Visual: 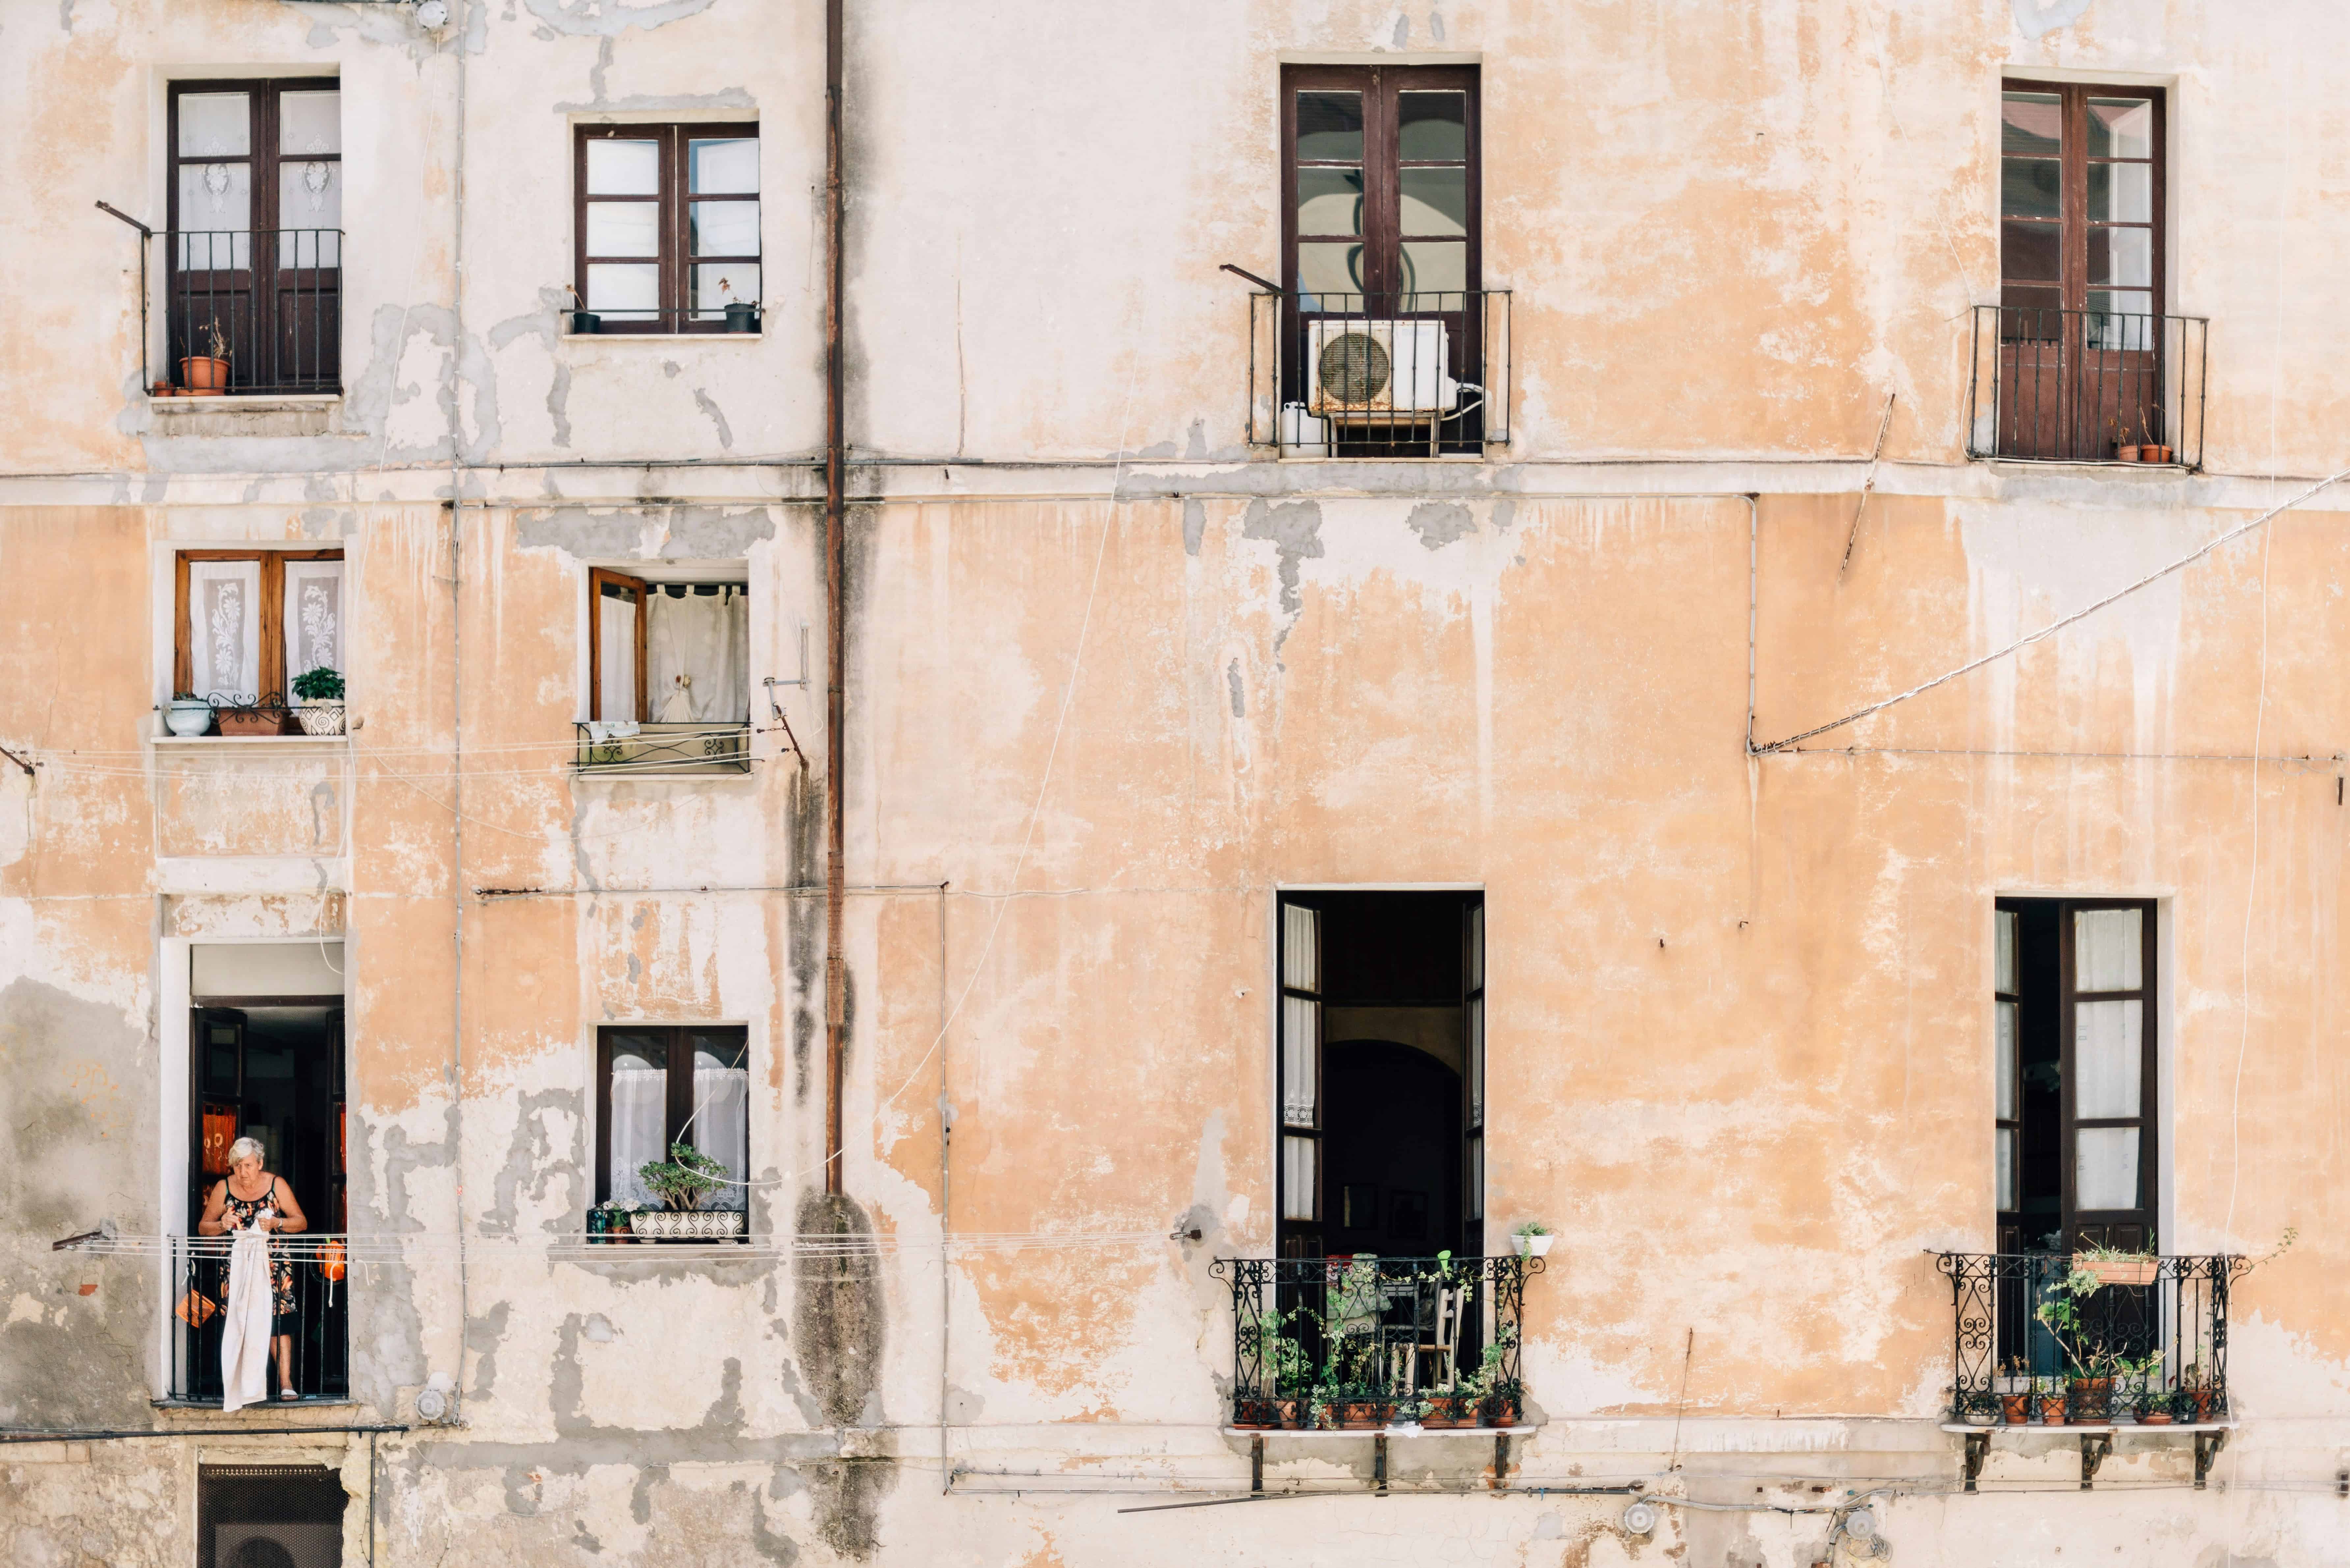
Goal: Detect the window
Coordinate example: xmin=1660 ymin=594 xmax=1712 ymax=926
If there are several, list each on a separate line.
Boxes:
xmin=596 ymin=1026 xmax=750 ymax=1211
xmin=167 ymin=80 xmax=343 ymax=393
xmin=1995 ymin=900 xmax=2157 ymax=1252
xmin=573 ymin=124 xmax=760 ymax=333
xmin=173 ymin=550 xmax=345 ymax=709
xmin=586 ymin=572 xmax=750 ymax=723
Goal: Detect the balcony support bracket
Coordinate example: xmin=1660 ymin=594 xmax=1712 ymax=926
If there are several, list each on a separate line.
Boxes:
xmin=2079 ymin=1431 xmax=2113 ymax=1490
xmin=1249 ymin=1434 xmax=1263 ymax=1497
xmin=1962 ymin=1430 xmax=1991 ymax=1494
xmin=1374 ymin=1433 xmax=1389 ymax=1497
xmin=2195 ymin=1429 xmax=2227 ymax=1490
xmin=1490 ymin=1433 xmax=1509 ymax=1491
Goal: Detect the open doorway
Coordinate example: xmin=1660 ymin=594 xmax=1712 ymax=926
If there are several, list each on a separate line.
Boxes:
xmin=1277 ymin=890 xmax=1482 ymax=1260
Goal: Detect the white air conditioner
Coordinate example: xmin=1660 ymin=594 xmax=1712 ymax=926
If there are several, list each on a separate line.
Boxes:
xmin=215 ymin=1522 xmax=342 ymax=1568
xmin=1305 ymin=319 xmax=1478 ymax=419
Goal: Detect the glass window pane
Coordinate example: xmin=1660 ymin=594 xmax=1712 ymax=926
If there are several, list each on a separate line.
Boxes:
xmin=1398 ymin=91 xmax=1467 ymax=161
xmin=1282 ymin=904 xmax=1318 ymax=989
xmin=279 ymin=90 xmax=341 ymax=155
xmin=1297 ymin=242 xmax=1366 ymax=298
xmin=2001 ymin=220 xmax=2060 ymax=282
xmin=1466 ymin=993 xmax=1484 ymax=1126
xmin=179 ymin=92 xmax=251 ymax=158
xmin=1401 ymin=240 xmax=1466 ymax=295
xmin=1400 ymin=166 xmax=1467 ymax=236
xmin=689 ymin=1032 xmax=748 ymax=1211
xmin=689 ymin=137 xmax=758 ymax=194
xmin=586 ymin=262 xmax=660 ymax=318
xmin=2076 ymin=1127 xmax=2140 ymax=1211
xmin=2088 ymin=98 xmax=2154 ymax=160
xmin=1296 ymin=167 xmax=1364 ymax=237
xmin=1997 ymin=1127 xmax=2018 ymax=1211
xmin=2001 ymin=158 xmax=2060 ymax=220
xmin=2075 ymin=999 xmax=2143 ymax=1119
xmin=690 ymin=200 xmax=760 ymax=256
xmin=2074 ymin=908 xmax=2143 ymax=990
xmin=692 ymin=263 xmax=760 ymax=318
xmin=279 ymin=162 xmax=343 ymax=267
xmin=1281 ymin=1135 xmax=1317 ymax=1220
xmin=607 ymin=1033 xmax=669 ymax=1208
xmin=177 ymin=162 xmax=252 ymax=266
xmin=1465 ymin=1133 xmax=1483 ymax=1220
xmin=2088 ymin=163 xmax=2152 ymax=223
xmin=2087 ymin=296 xmax=2154 ymax=348
xmin=1996 ymin=910 xmax=2019 ymax=994
xmin=2001 ymin=91 xmax=2060 ymax=156
xmin=1997 ymin=1000 xmax=2019 ymax=1120
xmin=1282 ymin=994 xmax=1318 ymax=1125
xmin=587 ymin=139 xmax=660 ymax=195
xmin=1296 ymin=91 xmax=1363 ymax=161
xmin=2088 ymin=228 xmax=2152 ymax=287
xmin=586 ymin=202 xmax=659 ymax=257
xmin=1469 ymin=905 xmax=1484 ymax=985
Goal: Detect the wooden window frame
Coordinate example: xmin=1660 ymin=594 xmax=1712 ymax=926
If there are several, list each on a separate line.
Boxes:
xmin=593 ymin=1024 xmax=750 ymax=1206
xmin=1276 ymin=899 xmax=1325 ymax=1256
xmin=573 ymin=123 xmax=761 ymax=335
xmin=173 ymin=548 xmax=344 ymax=702
xmin=1280 ymin=64 xmax=1481 ymax=302
xmin=1999 ymin=80 xmax=2166 ymax=319
xmin=586 ymin=567 xmax=649 ymax=721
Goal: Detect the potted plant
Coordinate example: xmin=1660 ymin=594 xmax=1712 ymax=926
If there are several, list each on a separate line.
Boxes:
xmin=631 ymin=1143 xmax=744 ymax=1239
xmin=2143 ymin=443 xmax=2174 ymax=464
xmin=716 ymin=277 xmax=758 ymax=333
xmin=2034 ymin=1372 xmax=2066 ymax=1426
xmin=291 ymin=665 xmax=346 ymax=735
xmin=565 ymin=284 xmax=599 ymax=336
xmin=1510 ymin=1221 xmax=1555 ymax=1259
xmin=164 ymin=694 xmax=215 ymax=737
xmin=2114 ymin=1350 xmax=2163 ymax=1424
xmin=1998 ymin=1358 xmax=2031 ymax=1425
xmin=2073 ymin=1243 xmax=2159 ymax=1287
xmin=181 ymin=318 xmax=231 ymax=394
xmin=2180 ymin=1363 xmax=2220 ymax=1424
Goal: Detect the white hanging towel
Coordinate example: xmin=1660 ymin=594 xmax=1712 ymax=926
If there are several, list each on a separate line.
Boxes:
xmin=219 ymin=1224 xmax=274 ymax=1413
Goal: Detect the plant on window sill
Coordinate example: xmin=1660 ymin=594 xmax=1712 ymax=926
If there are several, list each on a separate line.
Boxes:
xmin=291 ymin=665 xmax=346 ymax=736
xmin=631 ymin=1144 xmax=744 ymax=1241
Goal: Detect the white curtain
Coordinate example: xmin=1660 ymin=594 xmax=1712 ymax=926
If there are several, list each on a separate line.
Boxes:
xmin=598 ymin=593 xmax=639 ymax=721
xmin=283 ymin=560 xmax=344 ymax=698
xmin=692 ymin=1058 xmax=750 ymax=1212
xmin=607 ymin=1062 xmax=666 ymax=1209
xmin=187 ymin=560 xmax=261 ymax=699
xmin=646 ymin=585 xmax=748 ymax=722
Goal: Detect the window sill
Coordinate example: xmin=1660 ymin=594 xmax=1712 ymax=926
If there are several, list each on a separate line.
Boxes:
xmin=152 ymin=1396 xmax=358 ymax=1411
xmin=150 ymin=393 xmax=342 ymax=411
xmin=562 ymin=333 xmax=765 ymax=345
xmin=1226 ymin=1420 xmax=1543 ymax=1439
xmin=150 ymin=733 xmax=353 ymax=751
xmin=1968 ymin=454 xmax=2194 ymax=473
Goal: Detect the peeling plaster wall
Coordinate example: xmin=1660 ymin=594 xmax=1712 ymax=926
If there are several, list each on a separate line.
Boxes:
xmin=8 ymin=3 xmax=2350 ymax=1568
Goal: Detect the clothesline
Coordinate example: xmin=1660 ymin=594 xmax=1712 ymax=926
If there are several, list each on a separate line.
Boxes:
xmin=43 ymin=1228 xmax=1183 ymax=1263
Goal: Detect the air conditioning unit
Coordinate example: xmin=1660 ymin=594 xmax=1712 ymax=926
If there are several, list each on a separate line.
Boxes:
xmin=1305 ymin=319 xmax=1479 ymax=420
xmin=215 ymin=1523 xmax=341 ymax=1568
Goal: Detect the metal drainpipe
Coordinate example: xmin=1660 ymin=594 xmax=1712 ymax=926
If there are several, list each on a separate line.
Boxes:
xmin=822 ymin=0 xmax=848 ymax=1196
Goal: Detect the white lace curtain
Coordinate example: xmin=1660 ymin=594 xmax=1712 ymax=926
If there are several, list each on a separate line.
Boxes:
xmin=692 ymin=1061 xmax=749 ymax=1212
xmin=646 ymin=585 xmax=748 ymax=722
xmin=606 ymin=1061 xmax=667 ymax=1210
xmin=187 ymin=560 xmax=260 ymax=698
xmin=284 ymin=560 xmax=344 ymax=695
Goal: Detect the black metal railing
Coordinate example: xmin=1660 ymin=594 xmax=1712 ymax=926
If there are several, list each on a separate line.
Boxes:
xmin=574 ymin=720 xmax=752 ymax=773
xmin=1247 ymin=290 xmax=1511 ymax=457
xmin=1214 ymin=1254 xmax=1538 ymax=1430
xmin=565 ymin=305 xmax=763 ymax=336
xmin=161 ymin=229 xmax=344 ymax=396
xmin=1966 ymin=305 xmax=2207 ymax=468
xmin=1935 ymin=1252 xmax=2243 ymax=1426
xmin=167 ymin=1234 xmax=350 ymax=1405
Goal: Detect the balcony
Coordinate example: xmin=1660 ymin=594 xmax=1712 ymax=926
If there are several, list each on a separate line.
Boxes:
xmin=1966 ymin=305 xmax=2207 ymax=468
xmin=167 ymin=1234 xmax=350 ymax=1406
xmin=1935 ymin=1251 xmax=2243 ymax=1489
xmin=156 ymin=229 xmax=344 ymax=397
xmin=1214 ymin=1254 xmax=1538 ymax=1431
xmin=1246 ymin=290 xmax=1512 ymax=458
xmin=574 ymin=720 xmax=752 ymax=775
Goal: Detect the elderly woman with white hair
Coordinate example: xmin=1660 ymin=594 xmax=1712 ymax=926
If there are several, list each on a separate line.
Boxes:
xmin=198 ymin=1135 xmax=310 ymax=1400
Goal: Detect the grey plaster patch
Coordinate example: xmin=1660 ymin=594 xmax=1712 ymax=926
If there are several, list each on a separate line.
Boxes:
xmin=59 ymin=0 xmax=74 ymax=30
xmin=514 ymin=508 xmax=649 ymax=557
xmin=1405 ymin=500 xmax=1476 ymax=550
xmin=691 ymin=389 xmax=735 ymax=449
xmin=571 ymin=1521 xmax=604 ymax=1554
xmin=1182 ymin=498 xmax=1207 ymax=556
xmin=1392 ymin=14 xmax=1410 ymax=46
xmin=794 ymin=1192 xmax=884 ymax=1427
xmin=546 ymin=360 xmax=574 ymax=447
xmin=750 ymin=1490 xmax=801 ymax=1565
xmin=526 ymin=0 xmax=721 ymax=40
xmin=1240 ymin=498 xmax=1324 ymax=619
xmin=482 ymin=1086 xmax=584 ymax=1235
xmin=2012 ymin=0 xmax=2092 ymax=37
xmin=308 ymin=20 xmax=339 ymax=47
xmin=583 ymin=1313 xmax=616 ymax=1343
xmin=1184 ymin=419 xmax=1207 ymax=460
xmin=1226 ymin=659 xmax=1245 ymax=719
xmin=662 ymin=360 xmax=681 ymax=379
xmin=1490 ymin=497 xmax=1515 ymax=532
xmin=701 ymin=1358 xmax=747 ymax=1432
xmin=664 ymin=506 xmax=775 ymax=558
xmin=503 ymin=1464 xmax=543 ymax=1516
xmin=1429 ymin=9 xmax=1445 ymax=42
xmin=300 ymin=508 xmax=359 ymax=539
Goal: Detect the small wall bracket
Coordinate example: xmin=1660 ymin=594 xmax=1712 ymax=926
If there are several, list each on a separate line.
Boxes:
xmin=1490 ymin=1432 xmax=1511 ymax=1491
xmin=2080 ymin=1431 xmax=2114 ymax=1490
xmin=1962 ymin=1430 xmax=1991 ymax=1493
xmin=2195 ymin=1429 xmax=2227 ymax=1490
xmin=1373 ymin=1432 xmax=1389 ymax=1497
xmin=763 ymin=622 xmax=812 ymax=691
xmin=1249 ymin=1433 xmax=1264 ymax=1496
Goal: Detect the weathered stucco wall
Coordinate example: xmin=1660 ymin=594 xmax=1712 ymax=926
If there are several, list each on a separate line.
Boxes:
xmin=6 ymin=1 xmax=2350 ymax=1566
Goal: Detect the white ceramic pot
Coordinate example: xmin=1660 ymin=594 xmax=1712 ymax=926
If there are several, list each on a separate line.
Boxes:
xmin=1512 ymin=1232 xmax=1555 ymax=1259
xmin=297 ymin=704 xmax=346 ymax=737
xmin=165 ymin=700 xmax=214 ymax=737
xmin=630 ymin=1209 xmax=746 ymax=1242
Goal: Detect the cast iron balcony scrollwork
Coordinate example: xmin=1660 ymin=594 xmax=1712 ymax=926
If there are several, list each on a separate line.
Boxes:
xmin=1213 ymin=1254 xmax=1538 ymax=1431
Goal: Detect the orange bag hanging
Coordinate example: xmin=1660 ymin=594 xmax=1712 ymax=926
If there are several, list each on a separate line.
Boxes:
xmin=175 ymin=1289 xmax=218 ymax=1328
xmin=317 ymin=1239 xmax=347 ymax=1306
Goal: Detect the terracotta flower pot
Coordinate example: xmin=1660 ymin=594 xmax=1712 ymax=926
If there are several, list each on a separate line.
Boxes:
xmin=2000 ymin=1393 xmax=2031 ymax=1424
xmin=181 ymin=355 xmax=230 ymax=392
xmin=2115 ymin=444 xmax=2141 ymax=462
xmin=2037 ymin=1395 xmax=2067 ymax=1425
xmin=217 ymin=707 xmax=286 ymax=737
xmin=2145 ymin=444 xmax=2174 ymax=463
xmin=2076 ymin=1254 xmax=2159 ymax=1287
xmin=2141 ymin=1410 xmax=2173 ymax=1425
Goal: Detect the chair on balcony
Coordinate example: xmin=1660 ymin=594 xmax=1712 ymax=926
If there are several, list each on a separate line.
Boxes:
xmin=1385 ymin=1281 xmax=1463 ymax=1394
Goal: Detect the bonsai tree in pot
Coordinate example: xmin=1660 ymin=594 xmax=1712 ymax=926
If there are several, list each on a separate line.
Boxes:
xmin=291 ymin=665 xmax=346 ymax=735
xmin=640 ymin=1141 xmax=727 ymax=1210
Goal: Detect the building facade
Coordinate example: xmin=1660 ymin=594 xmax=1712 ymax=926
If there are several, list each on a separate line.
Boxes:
xmin=4 ymin=1 xmax=2349 ymax=1563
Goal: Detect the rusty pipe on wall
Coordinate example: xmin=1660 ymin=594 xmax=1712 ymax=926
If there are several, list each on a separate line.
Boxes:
xmin=822 ymin=0 xmax=848 ymax=1196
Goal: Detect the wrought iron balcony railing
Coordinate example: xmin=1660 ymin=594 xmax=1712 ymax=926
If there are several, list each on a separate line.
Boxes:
xmin=167 ymin=1234 xmax=351 ymax=1405
xmin=1246 ymin=290 xmax=1512 ymax=458
xmin=1214 ymin=1254 xmax=1538 ymax=1430
xmin=573 ymin=720 xmax=752 ymax=774
xmin=1966 ymin=305 xmax=2207 ymax=468
xmin=564 ymin=304 xmax=763 ymax=335
xmin=1935 ymin=1251 xmax=2244 ymax=1428
xmin=159 ymin=229 xmax=345 ymax=396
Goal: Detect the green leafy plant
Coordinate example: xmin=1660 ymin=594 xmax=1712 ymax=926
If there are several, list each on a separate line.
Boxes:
xmin=638 ymin=1141 xmax=728 ymax=1211
xmin=291 ymin=665 xmax=344 ymax=702
xmin=1511 ymin=1221 xmax=1551 ymax=1237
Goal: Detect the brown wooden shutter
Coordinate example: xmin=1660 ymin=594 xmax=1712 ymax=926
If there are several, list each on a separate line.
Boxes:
xmin=2060 ymin=900 xmax=2157 ymax=1251
xmin=1277 ymin=899 xmax=1324 ymax=1256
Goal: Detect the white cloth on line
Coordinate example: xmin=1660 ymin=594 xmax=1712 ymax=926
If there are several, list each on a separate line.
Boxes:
xmin=646 ymin=585 xmax=749 ymax=723
xmin=219 ymin=1223 xmax=275 ymax=1413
